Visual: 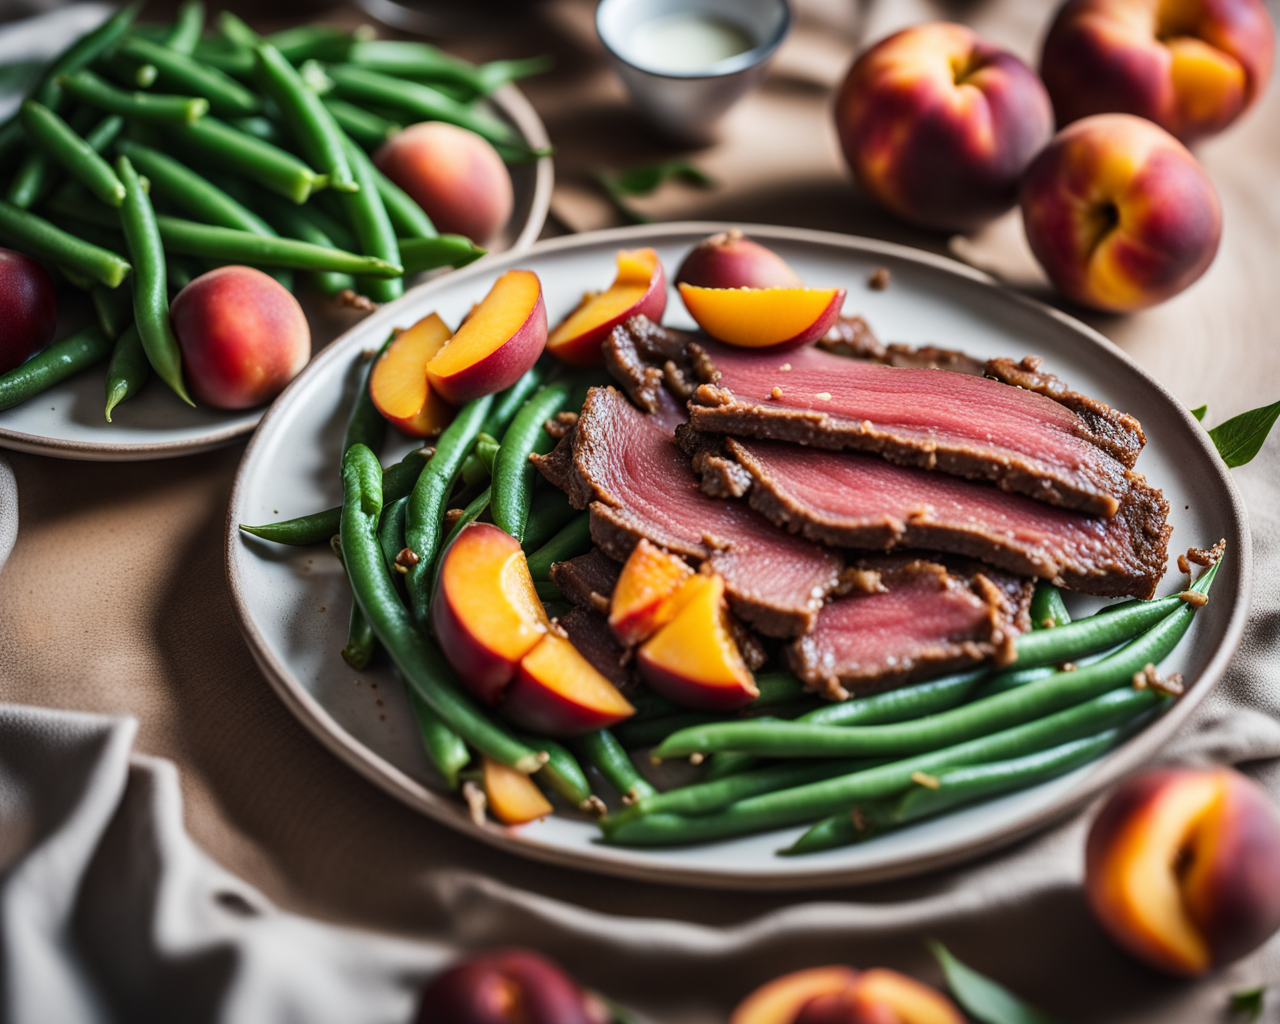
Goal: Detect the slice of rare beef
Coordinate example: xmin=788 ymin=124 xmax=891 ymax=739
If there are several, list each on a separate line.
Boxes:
xmin=606 ymin=317 xmax=1145 ymax=516
xmin=549 ymin=549 xmax=620 ymax=616
xmin=786 ymin=557 xmax=1020 ymax=699
xmin=531 ymin=385 xmax=843 ymax=638
xmin=683 ymin=431 xmax=1169 ymax=599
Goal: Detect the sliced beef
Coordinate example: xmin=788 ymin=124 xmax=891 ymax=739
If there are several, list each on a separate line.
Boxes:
xmin=786 ymin=557 xmax=1020 ymax=699
xmin=684 ymin=432 xmax=1170 ymax=599
xmin=820 ymin=316 xmax=986 ymax=375
xmin=556 ymin=605 xmax=635 ymax=691
xmin=549 ymin=549 xmax=620 ymax=616
xmin=531 ymin=385 xmax=843 ymax=638
xmin=605 ymin=317 xmax=1145 ymax=516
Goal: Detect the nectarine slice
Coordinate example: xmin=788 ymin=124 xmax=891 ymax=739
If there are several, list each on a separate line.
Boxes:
xmin=482 ymin=755 xmax=553 ymax=825
xmin=426 ymin=269 xmax=547 ymax=404
xmin=431 ymin=522 xmax=549 ymax=706
xmin=502 ymin=632 xmax=636 ymax=737
xmin=547 ymin=248 xmax=667 ymax=367
xmin=637 ymin=573 xmax=759 ymax=712
xmin=678 ymin=283 xmax=846 ymax=349
xmin=369 ymin=312 xmax=457 ymax=437
xmin=852 ymin=969 xmax=966 ymax=1024
xmin=608 ymin=539 xmax=695 ymax=647
xmin=730 ymin=966 xmax=861 ymax=1024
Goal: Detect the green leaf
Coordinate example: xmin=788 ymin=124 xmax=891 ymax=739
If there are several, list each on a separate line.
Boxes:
xmin=593 ymin=159 xmax=717 ymax=223
xmin=1190 ymin=404 xmax=1207 ymax=422
xmin=1230 ymin=986 xmax=1265 ymax=1021
xmin=928 ymin=940 xmax=1058 ymax=1024
xmin=1208 ymin=399 xmax=1280 ymax=468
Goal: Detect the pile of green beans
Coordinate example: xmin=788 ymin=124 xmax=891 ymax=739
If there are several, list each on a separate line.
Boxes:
xmin=0 ymin=3 xmax=549 ymax=417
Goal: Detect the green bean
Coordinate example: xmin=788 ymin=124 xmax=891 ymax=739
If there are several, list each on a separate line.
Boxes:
xmin=607 ymin=687 xmax=1165 ymax=846
xmin=153 ymin=216 xmax=402 ymax=277
xmin=1030 ymin=582 xmax=1071 ymax=629
xmin=58 ymin=69 xmax=208 ymax=124
xmin=91 ymin=283 xmax=132 ymax=340
xmin=225 ymin=115 xmax=286 ymax=146
xmin=516 ymin=732 xmax=596 ymax=811
xmin=573 ymin=729 xmax=656 ymax=803
xmin=460 ymin=436 xmax=500 ymax=488
xmin=337 ymin=135 xmax=401 ymax=302
xmin=491 ymin=382 xmax=573 ymax=542
xmin=341 ymin=444 xmax=545 ymax=772
xmin=340 ymin=600 xmax=377 ymax=669
xmin=403 ymin=395 xmax=494 ymax=625
xmin=103 ymin=323 xmax=149 ymax=421
xmin=288 ymin=196 xmax=359 ymax=252
xmin=19 ymin=101 xmax=122 ymax=206
xmin=265 ymin=24 xmax=356 ymax=63
xmin=344 ymin=337 xmax=392 ymax=455
xmin=172 ymin=116 xmax=323 ymax=204
xmin=240 ymin=449 xmax=431 ymax=545
xmin=347 ymin=40 xmax=549 ymax=97
xmin=971 ymin=665 xmax=1057 ymax=700
xmin=521 ymin=488 xmax=579 ymax=553
xmin=526 ymin=514 xmax=591 ymax=582
xmin=654 ymin=567 xmax=1217 ymax=762
xmin=754 ymin=673 xmax=811 ymax=708
xmin=119 ymin=36 xmax=260 ymax=117
xmin=320 ymin=63 xmax=519 ymax=148
xmin=1012 ymin=593 xmax=1188 ymax=669
xmin=248 ymin=190 xmax=351 ymax=294
xmin=399 ymin=235 xmax=487 ymax=274
xmin=613 ymin=712 xmax=722 ymax=750
xmin=100 ymin=51 xmax=158 ymax=90
xmin=216 ymin=11 xmax=262 ymax=50
xmin=33 ymin=2 xmax=142 ymax=112
xmin=407 ymin=686 xmax=471 ymax=790
xmin=378 ymin=494 xmax=410 ymax=577
xmin=0 ymin=200 xmax=130 ymax=288
xmin=703 ymin=752 xmax=760 ymax=781
xmin=786 ymin=722 xmax=1140 ymax=855
xmin=369 ymin=162 xmax=436 ymax=239
xmin=164 ymin=0 xmax=205 ymax=54
xmin=166 ymin=254 xmax=199 ymax=295
xmin=0 ymin=325 xmax=113 ymax=411
xmin=256 ymin=43 xmax=357 ymax=194
xmin=5 ymin=148 xmax=55 ymax=210
xmin=799 ymin=669 xmax=990 ymax=728
xmin=482 ymin=364 xmax=548 ymax=438
xmin=630 ymin=692 xmax=682 ymax=721
xmin=115 ymin=154 xmax=192 ymax=405
xmin=534 ymin=581 xmax=564 ymax=602
xmin=191 ymin=38 xmax=255 ymax=79
xmin=322 ymin=96 xmax=399 ymax=149
xmin=0 ymin=120 xmax=24 ymax=170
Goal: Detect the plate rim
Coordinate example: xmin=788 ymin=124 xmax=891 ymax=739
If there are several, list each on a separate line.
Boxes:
xmin=0 ymin=84 xmax=553 ymax=463
xmin=225 ymin=220 xmax=1252 ymax=890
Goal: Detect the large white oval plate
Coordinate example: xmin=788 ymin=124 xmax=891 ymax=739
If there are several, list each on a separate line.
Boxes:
xmin=226 ymin=223 xmax=1250 ymax=889
xmin=0 ymin=84 xmax=552 ymax=462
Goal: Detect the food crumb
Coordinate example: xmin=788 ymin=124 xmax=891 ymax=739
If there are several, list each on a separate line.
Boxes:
xmin=780 ymin=363 xmax=791 ymax=371
xmin=868 ymin=267 xmax=890 ymax=290
xmin=770 ymin=386 xmax=783 ymax=399
xmin=815 ymin=392 xmax=832 ymax=401
xmin=339 ymin=289 xmax=378 ymax=312
xmin=911 ymin=770 xmax=941 ymax=789
xmin=1177 ymin=554 xmax=1190 ymax=574
xmin=1179 ymin=589 xmax=1209 ymax=607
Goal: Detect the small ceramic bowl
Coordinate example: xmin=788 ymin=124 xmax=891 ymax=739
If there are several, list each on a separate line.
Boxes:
xmin=596 ymin=0 xmax=791 ymax=143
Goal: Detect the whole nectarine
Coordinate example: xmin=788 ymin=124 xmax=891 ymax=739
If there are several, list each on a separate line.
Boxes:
xmin=675 ymin=231 xmax=803 ymax=290
xmin=1020 ymin=113 xmax=1221 ymax=312
xmin=170 ymin=266 xmax=310 ymax=409
xmin=1085 ymin=766 xmax=1280 ymax=975
xmin=375 ymin=121 xmax=514 ymax=244
xmin=0 ymin=247 xmax=57 ymax=375
xmin=834 ymin=22 xmax=1054 ymax=231
xmin=1040 ymin=0 xmax=1275 ymax=143
xmin=416 ymin=948 xmax=605 ymax=1024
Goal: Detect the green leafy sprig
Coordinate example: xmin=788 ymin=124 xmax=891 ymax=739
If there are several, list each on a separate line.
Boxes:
xmin=1230 ymin=986 xmax=1266 ymax=1021
xmin=593 ymin=159 xmax=716 ymax=224
xmin=929 ymin=940 xmax=1058 ymax=1024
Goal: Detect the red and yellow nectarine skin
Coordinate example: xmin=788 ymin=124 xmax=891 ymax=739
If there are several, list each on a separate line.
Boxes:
xmin=847 ymin=969 xmax=966 ymax=1024
xmin=676 ymin=230 xmax=804 ymax=291
xmin=502 ymin=632 xmax=636 ymax=737
xmin=369 ymin=312 xmax=457 ymax=437
xmin=1085 ymin=767 xmax=1280 ymax=976
xmin=482 ymin=755 xmax=553 ymax=825
xmin=678 ymin=283 xmax=846 ymax=350
xmin=729 ymin=966 xmax=862 ymax=1024
xmin=547 ymin=248 xmax=667 ymax=367
xmin=431 ymin=522 xmax=549 ymax=706
xmin=1040 ymin=0 xmax=1274 ymax=144
xmin=416 ymin=949 xmax=601 ymax=1024
xmin=1020 ymin=113 xmax=1221 ymax=312
xmin=375 ymin=121 xmax=514 ymax=244
xmin=427 ymin=269 xmax=547 ymax=404
xmin=637 ymin=573 xmax=758 ymax=712
xmin=170 ymin=266 xmax=310 ymax=409
xmin=608 ymin=539 xmax=695 ymax=647
xmin=833 ymin=22 xmax=1054 ymax=231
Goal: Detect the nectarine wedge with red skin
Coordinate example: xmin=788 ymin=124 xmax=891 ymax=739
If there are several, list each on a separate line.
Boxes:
xmin=608 ymin=539 xmax=695 ymax=647
xmin=678 ymin=283 xmax=845 ymax=351
xmin=676 ymin=230 xmax=804 ymax=291
xmin=730 ymin=966 xmax=861 ymax=1024
xmin=432 ymin=522 xmax=549 ymax=705
xmin=502 ymin=632 xmax=635 ymax=737
xmin=482 ymin=755 xmax=553 ymax=825
xmin=1086 ymin=766 xmax=1280 ymax=975
xmin=848 ymin=969 xmax=965 ymax=1024
xmin=637 ymin=573 xmax=758 ymax=712
xmin=416 ymin=948 xmax=604 ymax=1024
xmin=426 ymin=269 xmax=547 ymax=404
xmin=548 ymin=248 xmax=667 ymax=367
xmin=369 ymin=311 xmax=457 ymax=437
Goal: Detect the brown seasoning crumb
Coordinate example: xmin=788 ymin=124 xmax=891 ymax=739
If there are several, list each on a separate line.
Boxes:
xmin=911 ymin=770 xmax=941 ymax=790
xmin=868 ymin=267 xmax=891 ymax=290
xmin=1178 ymin=589 xmax=1209 ymax=607
xmin=770 ymin=386 xmax=783 ymax=399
